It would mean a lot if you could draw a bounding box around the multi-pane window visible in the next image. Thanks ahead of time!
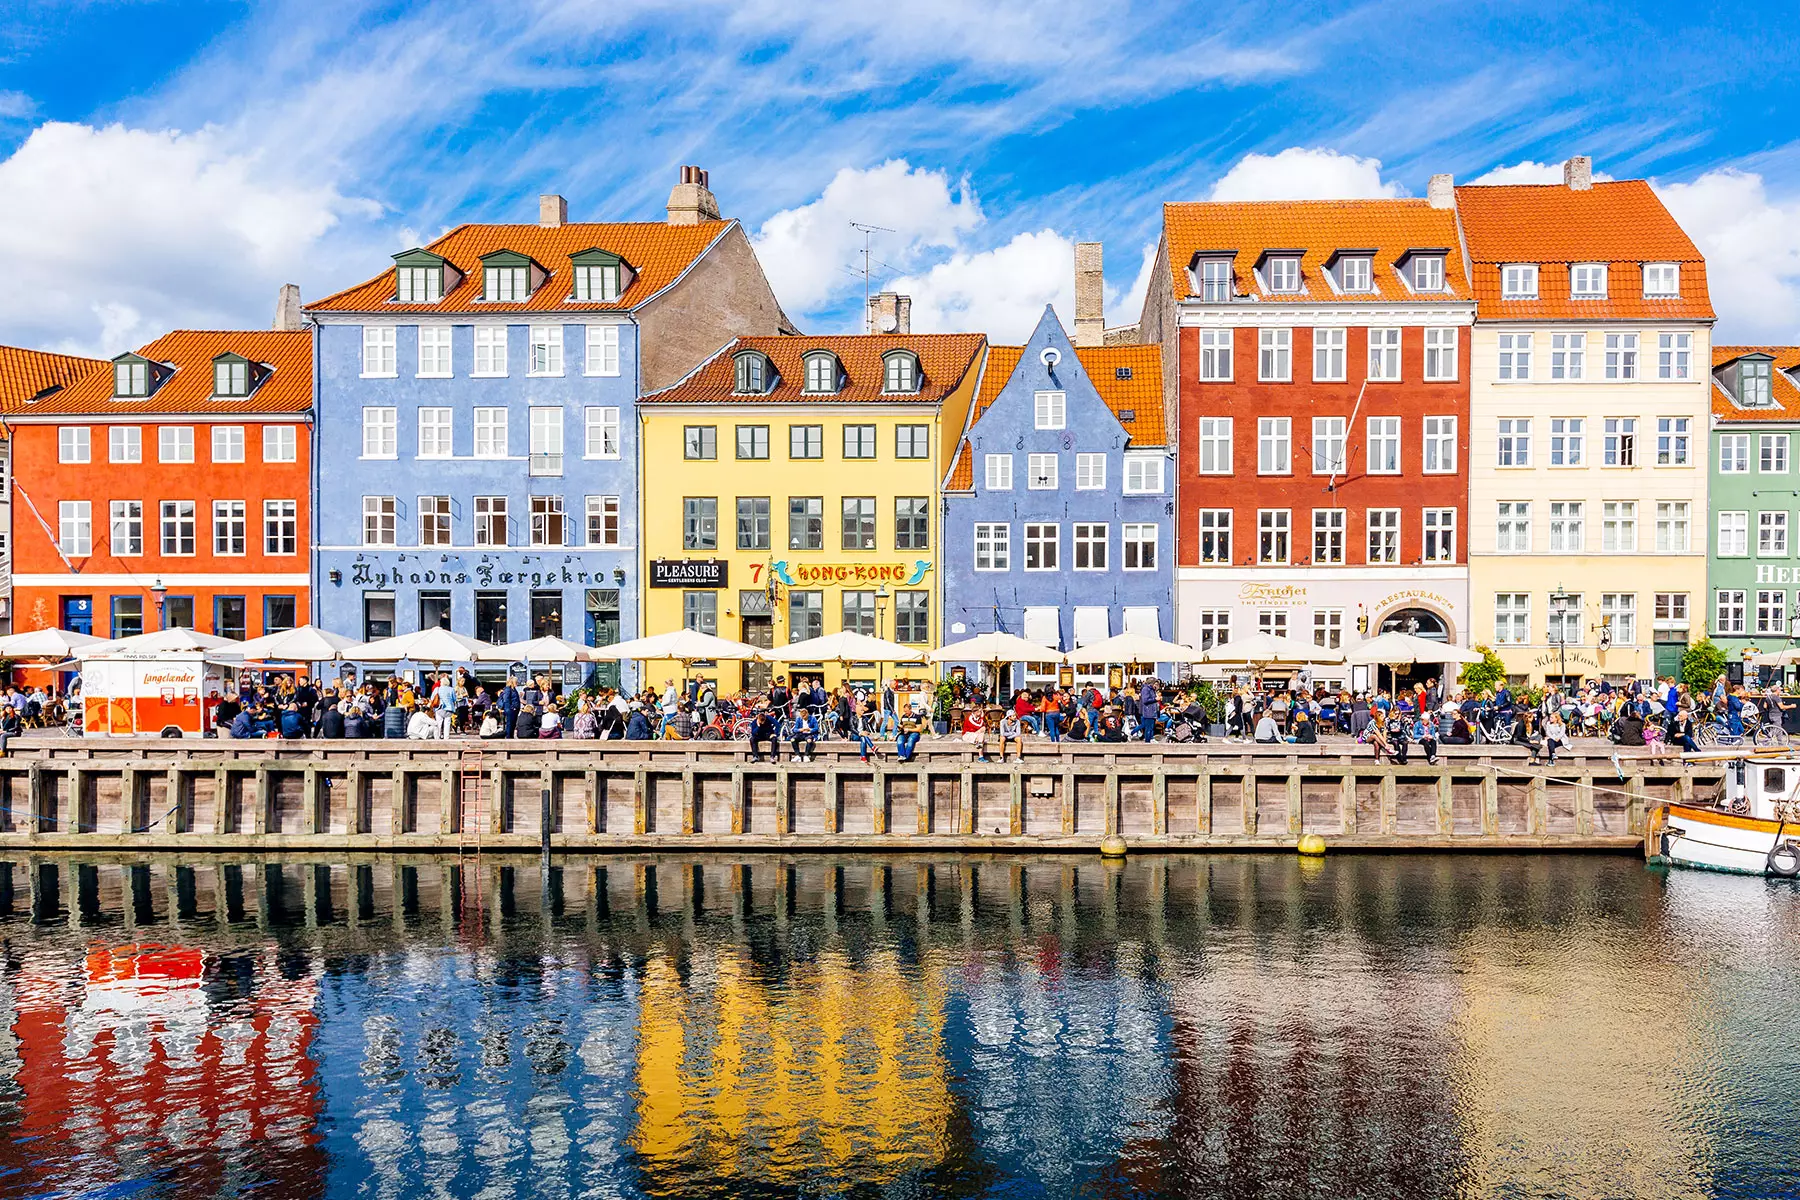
[1494,594,1530,644]
[895,497,929,550]
[843,425,876,458]
[212,500,246,555]
[787,424,824,459]
[1312,327,1346,381]
[59,501,91,556]
[1548,593,1583,646]
[159,500,197,555]
[418,408,452,458]
[1424,508,1456,562]
[586,496,620,548]
[735,424,770,460]
[1758,591,1787,636]
[1122,524,1157,570]
[974,523,1010,571]
[110,426,141,463]
[841,592,876,637]
[1257,417,1291,474]
[529,407,563,475]
[1550,332,1585,380]
[474,496,507,546]
[417,326,452,377]
[361,326,397,376]
[1423,327,1457,381]
[1644,263,1680,298]
[684,591,718,637]
[1367,416,1400,473]
[573,263,620,301]
[1313,417,1346,475]
[473,327,507,376]
[418,495,451,546]
[1024,523,1059,571]
[263,500,297,555]
[1549,501,1585,553]
[1258,610,1289,637]
[485,264,528,301]
[804,354,837,393]
[159,426,195,464]
[109,501,142,556]
[1312,508,1345,564]
[1603,418,1636,466]
[1549,417,1585,467]
[1123,454,1163,494]
[735,497,771,550]
[58,426,89,463]
[1571,263,1608,298]
[684,425,717,460]
[473,408,508,457]
[211,425,245,463]
[985,453,1013,491]
[1266,257,1300,292]
[362,408,397,458]
[1496,501,1531,552]
[1498,333,1532,380]
[1658,332,1692,380]
[1501,264,1538,299]
[1761,434,1789,474]
[1604,333,1638,379]
[1366,508,1400,563]
[841,497,876,550]
[1656,417,1690,466]
[885,353,918,394]
[1199,329,1233,380]
[362,496,396,546]
[1258,509,1290,564]
[1656,501,1691,553]
[1198,509,1232,563]
[1073,523,1108,569]
[1198,418,1233,474]
[683,497,717,550]
[114,359,149,396]
[1075,453,1106,490]
[895,592,930,644]
[788,497,823,550]
[1313,609,1343,649]
[1760,510,1789,557]
[1338,257,1373,292]
[1718,511,1749,557]
[1027,453,1059,489]
[1720,434,1750,473]
[1199,259,1233,302]
[1194,610,1231,651]
[213,358,250,396]
[1655,593,1690,627]
[1259,328,1291,381]
[1716,590,1747,635]
[1367,328,1401,381]
[788,591,824,641]
[1413,256,1445,292]
[528,325,563,375]
[1034,391,1066,430]
[734,352,768,394]
[1601,501,1637,552]
[585,407,620,459]
[584,325,620,376]
[895,425,929,459]
[1497,418,1531,466]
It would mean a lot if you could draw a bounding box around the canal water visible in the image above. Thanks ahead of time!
[0,854,1793,1199]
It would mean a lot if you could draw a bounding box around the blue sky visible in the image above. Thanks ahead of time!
[1,0,1797,355]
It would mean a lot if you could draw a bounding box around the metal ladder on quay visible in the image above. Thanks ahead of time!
[456,746,486,938]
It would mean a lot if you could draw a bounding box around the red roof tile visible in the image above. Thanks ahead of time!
[0,345,106,413]
[641,333,987,405]
[1712,345,1800,422]
[27,330,312,416]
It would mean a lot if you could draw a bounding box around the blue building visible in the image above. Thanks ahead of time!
[941,308,1172,690]
[304,173,792,686]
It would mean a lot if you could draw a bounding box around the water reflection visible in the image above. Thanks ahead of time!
[0,854,1791,1199]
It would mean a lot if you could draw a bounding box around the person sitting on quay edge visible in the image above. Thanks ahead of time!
[791,707,819,762]
[1445,713,1475,746]
[278,701,307,739]
[1096,708,1129,744]
[515,702,542,741]
[1253,710,1283,745]
[749,705,782,763]
[996,709,1023,763]
[539,705,563,739]
[961,705,990,762]
[624,705,653,741]
[1611,707,1647,747]
[1411,712,1440,766]
[479,708,504,739]
[571,697,600,740]
[1291,707,1317,745]
[228,704,260,740]
[896,705,923,763]
[319,701,347,740]
[406,705,438,740]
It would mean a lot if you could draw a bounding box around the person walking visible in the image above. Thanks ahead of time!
[498,675,521,738]
[1138,677,1160,743]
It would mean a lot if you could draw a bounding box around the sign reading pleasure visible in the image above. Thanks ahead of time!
[651,560,728,588]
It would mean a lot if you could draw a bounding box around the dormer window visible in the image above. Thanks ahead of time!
[1412,255,1444,292]
[213,354,251,398]
[803,351,840,394]
[480,250,537,302]
[1501,264,1539,299]
[1266,257,1300,293]
[392,248,453,303]
[734,350,771,394]
[1197,258,1234,303]
[570,248,632,302]
[1644,263,1680,298]
[1571,263,1608,299]
[1338,256,1373,292]
[1742,359,1774,407]
[883,350,920,394]
[114,357,150,398]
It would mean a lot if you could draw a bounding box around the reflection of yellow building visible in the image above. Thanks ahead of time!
[639,331,987,691]
[631,948,952,1186]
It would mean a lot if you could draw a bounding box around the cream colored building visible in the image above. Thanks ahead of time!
[1458,161,1715,685]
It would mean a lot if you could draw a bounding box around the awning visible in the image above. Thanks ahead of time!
[1022,607,1061,649]
[1073,607,1109,648]
[1123,607,1160,638]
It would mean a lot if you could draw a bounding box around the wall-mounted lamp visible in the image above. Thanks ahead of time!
[613,567,626,584]
[328,569,343,586]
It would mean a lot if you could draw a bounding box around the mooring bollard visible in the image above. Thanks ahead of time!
[540,786,552,870]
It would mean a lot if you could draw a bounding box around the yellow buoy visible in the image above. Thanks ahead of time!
[1297,833,1328,857]
[1099,834,1129,858]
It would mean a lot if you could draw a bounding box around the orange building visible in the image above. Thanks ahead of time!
[10,329,312,639]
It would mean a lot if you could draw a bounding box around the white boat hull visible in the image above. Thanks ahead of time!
[1657,804,1800,877]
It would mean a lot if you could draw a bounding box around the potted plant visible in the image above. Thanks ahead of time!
[932,679,954,735]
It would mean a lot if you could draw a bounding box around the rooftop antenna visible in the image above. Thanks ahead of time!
[850,222,895,332]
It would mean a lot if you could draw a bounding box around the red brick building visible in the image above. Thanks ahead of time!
[11,329,311,640]
[1139,194,1476,674]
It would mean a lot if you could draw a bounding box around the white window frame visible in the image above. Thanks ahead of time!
[1603,417,1637,467]
[1761,434,1789,475]
[1658,332,1692,380]
[58,426,89,464]
[984,453,1013,491]
[1366,327,1402,381]
[1312,508,1345,565]
[1197,509,1232,564]
[1197,417,1233,474]
[584,324,621,377]
[1023,522,1060,572]
[528,325,564,377]
[1549,500,1585,553]
[1550,332,1585,380]
[1494,593,1530,645]
[1259,328,1292,382]
[362,408,397,459]
[586,496,622,548]
[1423,508,1456,563]
[1643,263,1680,298]
[1759,510,1789,558]
[1338,257,1373,293]
[361,326,397,377]
[1313,417,1346,475]
[159,426,195,464]
[1497,501,1531,553]
[1655,500,1691,553]
[1257,417,1291,475]
[211,424,245,464]
[529,407,564,476]
[416,325,452,378]
[1501,264,1538,299]
[1601,500,1638,553]
[1498,333,1532,381]
[1548,417,1585,467]
[1027,453,1059,490]
[1604,332,1639,380]
[1719,434,1749,474]
[1075,453,1106,491]
[1366,508,1401,564]
[59,501,92,557]
[1718,510,1749,557]
[417,408,452,459]
[1312,327,1346,382]
[1123,454,1164,495]
[1497,417,1531,467]
[1570,263,1608,299]
[109,426,141,464]
[1257,509,1291,565]
[1422,415,1456,474]
[1423,327,1458,381]
[1073,523,1109,571]
[585,407,621,460]
[1198,330,1233,381]
[473,408,508,458]
[1366,416,1400,474]
[472,326,508,377]
[1034,391,1066,430]
[109,500,142,557]
[1716,589,1747,636]
[1121,523,1158,571]
[973,523,1010,571]
[1656,417,1690,466]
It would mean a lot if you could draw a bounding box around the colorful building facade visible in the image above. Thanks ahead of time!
[10,329,312,640]
[1458,162,1714,685]
[1145,196,1476,681]
[639,332,987,690]
[1707,345,1800,664]
[940,308,1170,688]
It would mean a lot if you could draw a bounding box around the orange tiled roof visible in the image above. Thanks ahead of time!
[306,221,733,314]
[0,344,106,413]
[28,330,313,416]
[1161,199,1471,305]
[1454,180,1713,321]
[640,333,986,404]
[1712,345,1800,422]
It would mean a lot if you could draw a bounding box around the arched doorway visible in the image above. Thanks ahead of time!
[1375,607,1452,693]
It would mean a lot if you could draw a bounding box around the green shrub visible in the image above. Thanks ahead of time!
[1457,645,1507,695]
[1681,638,1728,691]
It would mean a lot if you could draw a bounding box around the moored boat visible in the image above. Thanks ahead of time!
[1649,751,1800,877]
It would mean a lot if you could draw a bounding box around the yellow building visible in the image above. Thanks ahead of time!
[1457,162,1715,685]
[638,330,988,691]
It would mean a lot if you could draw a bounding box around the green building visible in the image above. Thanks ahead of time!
[1709,345,1800,673]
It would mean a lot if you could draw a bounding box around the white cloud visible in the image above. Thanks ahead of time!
[1656,168,1800,343]
[888,229,1075,343]
[0,91,35,121]
[1208,147,1402,202]
[1110,242,1158,332]
[0,121,380,354]
[1470,159,1615,185]
[750,160,981,314]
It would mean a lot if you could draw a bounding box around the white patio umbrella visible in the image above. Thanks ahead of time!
[76,627,241,657]
[585,629,763,662]
[472,635,600,663]
[234,624,360,663]
[928,632,1065,665]
[0,628,108,660]
[1065,632,1208,666]
[1750,647,1800,667]
[1344,631,1482,667]
[346,627,488,666]
[765,631,926,664]
[1203,632,1346,667]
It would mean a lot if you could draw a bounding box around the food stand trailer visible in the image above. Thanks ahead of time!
[80,653,241,738]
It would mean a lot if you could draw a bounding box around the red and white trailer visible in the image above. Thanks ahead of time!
[80,653,240,738]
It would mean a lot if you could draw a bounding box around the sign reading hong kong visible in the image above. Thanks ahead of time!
[753,560,933,587]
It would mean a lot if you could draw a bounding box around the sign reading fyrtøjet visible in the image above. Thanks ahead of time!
[651,560,728,588]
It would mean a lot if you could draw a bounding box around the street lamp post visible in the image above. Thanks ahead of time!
[150,578,167,632]
[1549,587,1573,684]
[875,584,889,641]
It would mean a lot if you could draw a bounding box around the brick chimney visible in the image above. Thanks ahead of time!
[1427,173,1455,209]
[1073,242,1104,347]
[273,283,303,332]
[1563,155,1593,191]
[539,194,567,227]
[666,165,721,225]
[867,291,911,334]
